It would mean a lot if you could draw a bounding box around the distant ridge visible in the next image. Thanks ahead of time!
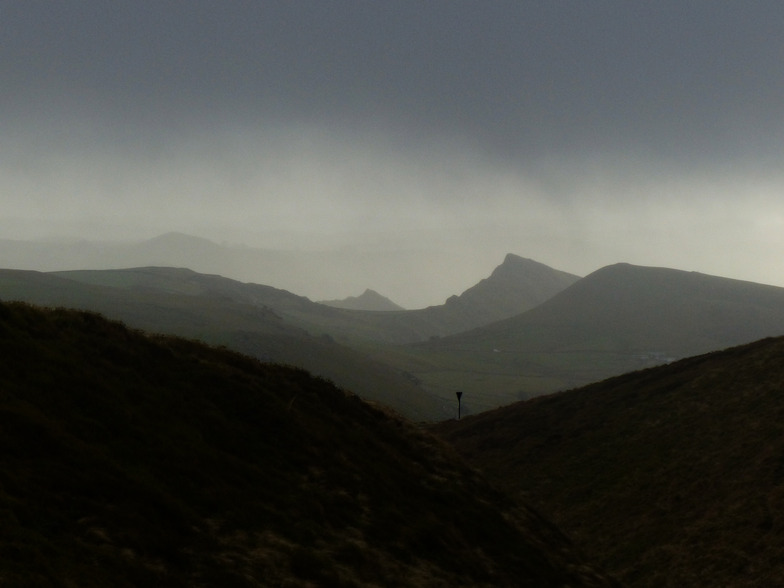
[445,262,784,357]
[407,262,784,410]
[0,232,524,309]
[445,254,581,323]
[319,288,405,311]
[327,254,581,343]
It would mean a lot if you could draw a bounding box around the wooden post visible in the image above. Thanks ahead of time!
[456,391,463,420]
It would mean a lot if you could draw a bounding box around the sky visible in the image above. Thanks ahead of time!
[3,1,784,307]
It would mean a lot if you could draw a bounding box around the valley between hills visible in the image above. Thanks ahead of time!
[4,233,784,420]
[4,233,784,585]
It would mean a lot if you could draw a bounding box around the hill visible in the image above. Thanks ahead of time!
[319,288,405,311]
[0,232,533,310]
[402,263,784,411]
[0,269,445,420]
[46,256,578,347]
[342,254,580,343]
[0,301,618,587]
[458,263,784,357]
[451,253,581,323]
[434,336,784,586]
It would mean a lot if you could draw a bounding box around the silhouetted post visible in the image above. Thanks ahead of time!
[456,391,463,420]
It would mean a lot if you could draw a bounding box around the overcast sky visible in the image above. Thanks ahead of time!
[3,2,784,307]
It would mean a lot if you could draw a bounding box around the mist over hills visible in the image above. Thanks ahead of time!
[0,233,581,342]
[0,268,446,420]
[0,232,508,310]
[49,256,575,344]
[350,254,580,343]
[0,252,579,418]
[434,335,784,587]
[479,262,784,357]
[0,301,617,587]
[407,263,784,410]
[5,249,784,417]
[319,288,405,311]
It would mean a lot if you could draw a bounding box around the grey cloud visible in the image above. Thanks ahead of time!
[3,2,784,305]
[4,2,784,163]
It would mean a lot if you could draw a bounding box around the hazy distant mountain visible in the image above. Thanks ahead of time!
[0,232,506,309]
[319,288,405,311]
[435,335,784,586]
[449,253,580,321]
[0,301,617,586]
[335,254,581,343]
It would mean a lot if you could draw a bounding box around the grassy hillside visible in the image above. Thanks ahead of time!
[434,336,784,586]
[394,263,784,411]
[0,269,445,420]
[0,301,617,587]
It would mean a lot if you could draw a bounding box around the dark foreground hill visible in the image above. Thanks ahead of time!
[435,336,784,587]
[0,301,617,587]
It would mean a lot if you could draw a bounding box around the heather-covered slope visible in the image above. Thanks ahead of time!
[435,336,784,587]
[0,301,617,587]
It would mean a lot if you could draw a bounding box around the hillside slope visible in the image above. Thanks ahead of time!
[54,255,580,344]
[0,301,617,587]
[407,263,784,410]
[0,269,445,420]
[435,336,784,587]
[466,263,784,357]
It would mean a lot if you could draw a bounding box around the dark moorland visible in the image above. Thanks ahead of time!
[0,301,617,587]
[435,336,784,587]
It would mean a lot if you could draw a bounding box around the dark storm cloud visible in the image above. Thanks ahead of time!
[5,1,784,162]
[4,2,784,306]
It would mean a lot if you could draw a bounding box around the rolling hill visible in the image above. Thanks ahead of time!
[0,300,618,587]
[53,254,579,345]
[0,232,560,311]
[434,336,784,587]
[394,263,784,411]
[442,263,784,357]
[0,269,445,420]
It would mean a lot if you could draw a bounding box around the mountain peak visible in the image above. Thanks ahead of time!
[319,289,405,311]
[451,255,581,318]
